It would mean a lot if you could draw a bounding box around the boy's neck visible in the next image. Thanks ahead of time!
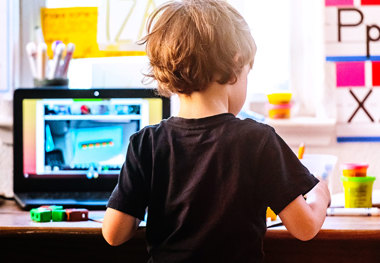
[177,82,231,119]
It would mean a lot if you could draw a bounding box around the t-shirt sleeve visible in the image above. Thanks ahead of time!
[257,127,319,215]
[106,135,148,221]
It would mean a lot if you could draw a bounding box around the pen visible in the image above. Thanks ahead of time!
[37,42,48,80]
[59,43,75,78]
[26,42,37,78]
[48,43,65,79]
[327,207,380,216]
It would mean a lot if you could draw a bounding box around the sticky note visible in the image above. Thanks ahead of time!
[325,0,353,6]
[336,62,365,87]
[361,0,380,5]
[372,61,380,86]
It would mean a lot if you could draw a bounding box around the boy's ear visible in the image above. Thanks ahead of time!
[227,74,238,85]
[233,53,241,63]
[227,54,241,84]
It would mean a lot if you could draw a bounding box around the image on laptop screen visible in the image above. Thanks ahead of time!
[22,97,163,180]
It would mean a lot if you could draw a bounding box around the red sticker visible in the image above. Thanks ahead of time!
[372,61,380,86]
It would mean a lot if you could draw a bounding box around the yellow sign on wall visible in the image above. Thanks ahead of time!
[40,7,145,59]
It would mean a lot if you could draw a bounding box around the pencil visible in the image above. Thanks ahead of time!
[298,142,305,159]
[37,42,47,80]
[26,42,37,78]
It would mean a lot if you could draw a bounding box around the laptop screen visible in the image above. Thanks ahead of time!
[22,97,162,179]
[14,88,170,192]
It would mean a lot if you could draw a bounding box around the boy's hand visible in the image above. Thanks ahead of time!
[306,180,331,208]
[102,208,139,246]
[278,182,331,241]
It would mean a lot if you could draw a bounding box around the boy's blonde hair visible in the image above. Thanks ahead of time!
[139,0,256,97]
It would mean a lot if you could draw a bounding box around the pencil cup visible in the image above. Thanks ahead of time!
[33,78,69,88]
[341,176,375,208]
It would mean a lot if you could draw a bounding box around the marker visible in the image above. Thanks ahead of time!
[37,42,48,80]
[51,40,63,55]
[327,207,380,216]
[59,43,75,78]
[26,42,37,78]
[48,43,65,79]
[298,142,305,159]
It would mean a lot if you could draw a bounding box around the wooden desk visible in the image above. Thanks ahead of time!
[0,199,148,263]
[1,199,380,263]
[265,217,380,262]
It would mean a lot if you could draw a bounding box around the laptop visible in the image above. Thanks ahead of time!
[13,88,170,210]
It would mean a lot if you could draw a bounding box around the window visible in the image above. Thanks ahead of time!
[18,0,326,118]
[0,0,18,126]
[0,0,9,96]
[20,1,292,92]
[231,0,292,97]
[0,0,18,99]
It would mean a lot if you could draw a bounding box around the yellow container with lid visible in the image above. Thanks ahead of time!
[267,92,292,104]
[341,176,375,208]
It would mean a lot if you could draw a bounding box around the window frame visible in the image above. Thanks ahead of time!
[0,0,19,127]
[0,0,19,99]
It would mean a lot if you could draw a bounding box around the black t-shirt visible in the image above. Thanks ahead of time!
[107,113,319,263]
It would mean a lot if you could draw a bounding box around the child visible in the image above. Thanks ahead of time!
[102,0,331,262]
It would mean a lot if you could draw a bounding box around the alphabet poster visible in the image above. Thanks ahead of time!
[325,0,380,142]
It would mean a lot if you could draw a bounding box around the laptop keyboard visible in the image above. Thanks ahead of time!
[16,191,112,209]
[19,191,112,201]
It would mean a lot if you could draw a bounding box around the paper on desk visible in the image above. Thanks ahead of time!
[267,217,282,228]
[92,217,147,227]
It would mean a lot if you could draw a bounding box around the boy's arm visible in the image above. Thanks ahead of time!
[102,207,140,246]
[278,181,331,241]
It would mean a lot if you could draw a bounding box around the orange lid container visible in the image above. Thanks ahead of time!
[341,163,369,177]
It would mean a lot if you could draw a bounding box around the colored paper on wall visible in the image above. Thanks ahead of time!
[40,7,145,59]
[372,61,380,86]
[336,62,365,87]
[361,0,380,5]
[325,0,353,6]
